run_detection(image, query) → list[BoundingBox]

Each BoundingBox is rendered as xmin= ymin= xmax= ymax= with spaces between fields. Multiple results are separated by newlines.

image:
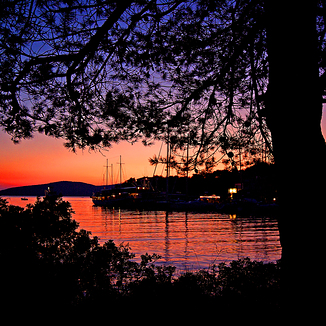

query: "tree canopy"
xmin=1 ymin=1 xmax=326 ymax=165
xmin=0 ymin=0 xmax=307 ymax=167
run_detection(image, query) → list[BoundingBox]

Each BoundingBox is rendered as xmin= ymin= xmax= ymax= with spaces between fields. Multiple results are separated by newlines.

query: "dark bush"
xmin=0 ymin=195 xmax=281 ymax=315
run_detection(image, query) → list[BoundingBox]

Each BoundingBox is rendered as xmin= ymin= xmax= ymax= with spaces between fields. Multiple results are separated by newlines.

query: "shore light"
xmin=228 ymin=188 xmax=237 ymax=199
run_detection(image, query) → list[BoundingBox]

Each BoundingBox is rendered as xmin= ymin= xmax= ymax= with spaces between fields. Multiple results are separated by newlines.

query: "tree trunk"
xmin=266 ymin=1 xmax=326 ymax=317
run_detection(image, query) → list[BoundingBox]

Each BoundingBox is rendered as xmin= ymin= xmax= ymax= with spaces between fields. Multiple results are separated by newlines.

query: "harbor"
xmin=5 ymin=196 xmax=281 ymax=271
xmin=91 ymin=159 xmax=278 ymax=214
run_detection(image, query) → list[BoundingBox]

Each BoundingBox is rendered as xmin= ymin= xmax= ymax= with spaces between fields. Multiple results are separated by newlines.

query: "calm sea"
xmin=5 ymin=196 xmax=282 ymax=271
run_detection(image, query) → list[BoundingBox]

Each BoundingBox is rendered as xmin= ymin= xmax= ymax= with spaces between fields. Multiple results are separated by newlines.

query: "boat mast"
xmin=104 ymin=159 xmax=109 ymax=189
xmin=106 ymin=159 xmax=109 ymax=187
xmin=120 ymin=155 xmax=122 ymax=185
xmin=117 ymin=155 xmax=124 ymax=186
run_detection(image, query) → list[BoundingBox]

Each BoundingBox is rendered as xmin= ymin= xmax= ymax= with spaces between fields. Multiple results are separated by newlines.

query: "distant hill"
xmin=0 ymin=181 xmax=104 ymax=197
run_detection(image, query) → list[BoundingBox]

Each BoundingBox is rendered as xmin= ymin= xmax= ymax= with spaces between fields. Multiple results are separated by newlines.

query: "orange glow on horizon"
xmin=0 ymin=131 xmax=162 ymax=190
xmin=1 ymin=105 xmax=326 ymax=191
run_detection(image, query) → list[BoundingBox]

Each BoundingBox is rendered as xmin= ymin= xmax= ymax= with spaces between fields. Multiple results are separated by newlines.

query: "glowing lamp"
xmin=228 ymin=188 xmax=237 ymax=199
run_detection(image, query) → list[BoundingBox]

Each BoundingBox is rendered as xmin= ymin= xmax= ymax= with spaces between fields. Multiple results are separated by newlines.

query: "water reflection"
xmin=5 ymin=196 xmax=281 ymax=271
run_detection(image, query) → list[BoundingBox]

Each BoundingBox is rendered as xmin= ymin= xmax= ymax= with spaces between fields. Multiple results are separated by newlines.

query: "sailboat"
xmin=91 ymin=157 xmax=156 ymax=208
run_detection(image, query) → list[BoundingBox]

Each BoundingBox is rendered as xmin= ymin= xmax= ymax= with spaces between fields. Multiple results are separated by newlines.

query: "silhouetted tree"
xmin=0 ymin=0 xmax=271 ymax=156
xmin=1 ymin=0 xmax=326 ymax=315
xmin=265 ymin=2 xmax=326 ymax=317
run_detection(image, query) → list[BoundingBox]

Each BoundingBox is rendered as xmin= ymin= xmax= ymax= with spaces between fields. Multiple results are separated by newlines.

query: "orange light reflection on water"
xmin=69 ymin=198 xmax=281 ymax=271
xmin=5 ymin=196 xmax=281 ymax=272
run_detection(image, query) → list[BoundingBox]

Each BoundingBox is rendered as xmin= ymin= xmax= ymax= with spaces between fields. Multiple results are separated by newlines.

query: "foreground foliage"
xmin=0 ymin=195 xmax=281 ymax=314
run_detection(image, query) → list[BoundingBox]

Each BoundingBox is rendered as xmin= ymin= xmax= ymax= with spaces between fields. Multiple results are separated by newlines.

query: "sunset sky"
xmin=1 ymin=107 xmax=326 ymax=191
xmin=0 ymin=130 xmax=163 ymax=190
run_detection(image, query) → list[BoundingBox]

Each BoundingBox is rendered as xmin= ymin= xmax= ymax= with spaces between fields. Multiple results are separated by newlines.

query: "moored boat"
xmin=92 ymin=188 xmax=135 ymax=207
